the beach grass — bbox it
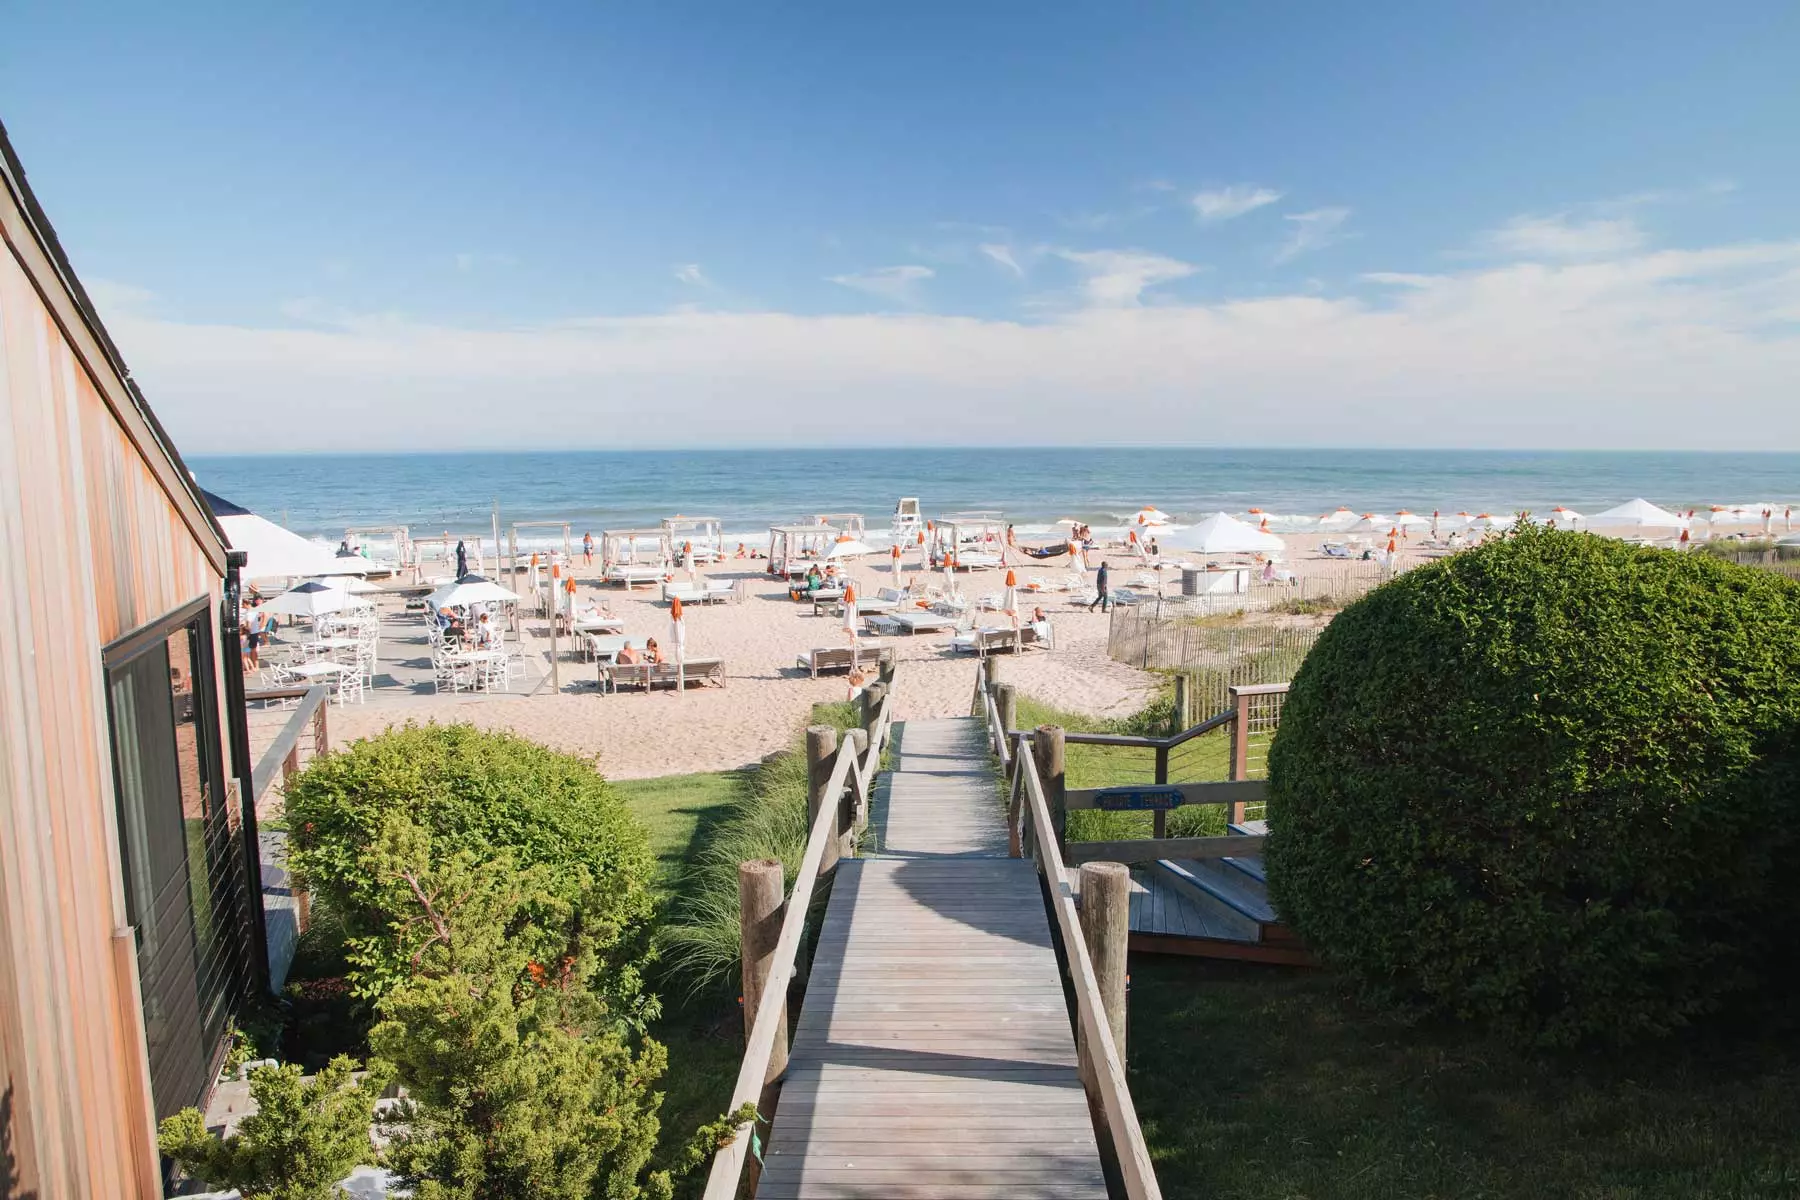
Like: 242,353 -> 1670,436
1129,956 -> 1800,1200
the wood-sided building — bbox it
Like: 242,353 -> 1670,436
1,124 -> 266,1195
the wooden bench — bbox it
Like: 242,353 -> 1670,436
598,657 -> 727,693
955,625 -> 1042,657
796,645 -> 895,679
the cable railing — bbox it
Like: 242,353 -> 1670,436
702,670 -> 898,1200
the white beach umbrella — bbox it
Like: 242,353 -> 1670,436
425,575 -> 523,609
1548,506 -> 1585,527
202,490 -> 367,580
1347,513 -> 1395,532
263,580 -> 355,618
314,575 -> 381,595
1392,511 -> 1431,530
1591,499 -> 1686,529
825,535 -> 874,560
1317,506 -> 1358,529
1466,513 -> 1515,532
1133,506 -> 1172,527
1168,512 -> 1284,555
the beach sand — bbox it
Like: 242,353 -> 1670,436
312,516 -> 1775,782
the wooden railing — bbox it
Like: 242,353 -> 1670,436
245,685 -> 332,803
702,670 -> 898,1200
1001,718 -> 1163,1199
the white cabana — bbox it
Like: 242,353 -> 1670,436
425,575 -> 523,609
1591,499 -> 1686,529
203,490 -> 368,580
1168,512 -> 1284,555
263,580 -> 357,618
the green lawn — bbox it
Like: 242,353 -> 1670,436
1129,957 -> 1800,1200
1017,686 -> 1800,1199
612,770 -> 746,897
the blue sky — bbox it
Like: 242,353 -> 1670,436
4,2 -> 1798,451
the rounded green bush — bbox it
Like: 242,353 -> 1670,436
1265,525 -> 1800,1046
285,723 -> 657,1003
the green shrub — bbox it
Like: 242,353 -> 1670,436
285,723 -> 656,1008
158,1056 -> 391,1200
359,818 -> 669,1200
1266,524 -> 1800,1046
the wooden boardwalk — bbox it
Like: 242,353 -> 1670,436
759,717 -> 1108,1199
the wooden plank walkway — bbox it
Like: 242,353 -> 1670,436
759,717 -> 1107,1199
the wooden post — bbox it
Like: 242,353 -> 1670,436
994,682 -> 1017,739
984,655 -> 1004,692
1172,673 -> 1189,731
842,727 -> 870,846
738,858 -> 788,1193
1034,725 -> 1066,860
878,654 -> 896,685
861,681 -> 886,731
1078,861 -> 1131,1064
1228,686 -> 1250,825
806,726 -> 840,875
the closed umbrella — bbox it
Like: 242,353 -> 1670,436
842,584 -> 859,644
1003,569 -> 1020,632
683,541 -> 697,584
263,580 -> 354,618
669,596 -> 687,689
890,543 -> 903,584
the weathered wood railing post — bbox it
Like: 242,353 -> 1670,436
878,654 -> 896,685
1076,860 -> 1131,1138
806,726 -> 840,875
994,683 -> 1017,741
738,858 -> 789,1192
1228,686 -> 1251,825
984,655 -> 1003,692
1035,725 -> 1067,860
1172,674 -> 1189,731
861,681 -> 886,732
842,728 -> 869,850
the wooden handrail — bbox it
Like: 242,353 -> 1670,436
1014,738 -> 1163,1200
703,674 -> 901,1200
247,685 -> 332,801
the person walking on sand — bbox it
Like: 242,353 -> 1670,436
582,531 -> 594,565
1088,560 -> 1111,612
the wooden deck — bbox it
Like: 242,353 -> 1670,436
759,717 -> 1108,1199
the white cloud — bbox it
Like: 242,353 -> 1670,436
87,237 -> 1800,454
1478,214 -> 1646,260
1192,185 -> 1283,222
980,243 -> 1025,277
1056,249 -> 1197,307
1275,207 -> 1351,262
827,264 -> 934,305
674,263 -> 710,287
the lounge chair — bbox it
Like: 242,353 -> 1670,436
950,626 -> 1043,657
796,644 -> 896,678
879,609 -> 958,634
606,565 -> 665,589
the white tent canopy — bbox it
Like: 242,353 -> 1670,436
203,490 -> 368,580
1591,499 -> 1686,529
425,575 -> 523,609
1168,512 -> 1284,555
262,581 -> 358,618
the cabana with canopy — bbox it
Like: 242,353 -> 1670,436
810,512 -> 867,540
506,520 -> 573,585
663,515 -> 725,563
600,528 -> 669,588
343,525 -> 410,574
412,534 -> 491,581
767,523 -> 841,578
932,511 -> 1006,570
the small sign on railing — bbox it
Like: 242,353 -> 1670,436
1091,785 -> 1186,812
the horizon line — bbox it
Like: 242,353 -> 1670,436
185,444 -> 1800,460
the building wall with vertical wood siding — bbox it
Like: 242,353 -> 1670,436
1,174 -> 232,1197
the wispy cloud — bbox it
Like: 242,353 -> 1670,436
1056,249 -> 1197,307
1478,213 -> 1646,260
94,236 -> 1800,454
827,264 -> 934,305
1192,185 -> 1283,222
674,263 -> 711,287
454,252 -> 518,273
980,243 -> 1026,278
1275,207 -> 1351,262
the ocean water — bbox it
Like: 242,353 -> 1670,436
189,447 -> 1800,545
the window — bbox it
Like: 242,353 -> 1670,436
104,598 -> 252,1120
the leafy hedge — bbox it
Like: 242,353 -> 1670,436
285,723 -> 657,1010
1266,524 -> 1800,1046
